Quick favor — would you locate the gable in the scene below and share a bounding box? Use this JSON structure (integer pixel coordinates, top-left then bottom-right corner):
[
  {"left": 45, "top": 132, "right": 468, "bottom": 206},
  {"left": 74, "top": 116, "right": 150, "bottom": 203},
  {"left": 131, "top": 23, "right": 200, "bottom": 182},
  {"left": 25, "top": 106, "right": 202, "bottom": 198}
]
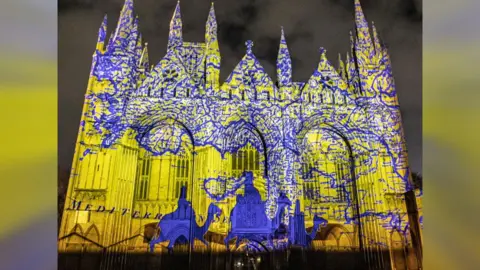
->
[
  {"left": 221, "top": 54, "right": 277, "bottom": 101},
  {"left": 138, "top": 50, "right": 198, "bottom": 98}
]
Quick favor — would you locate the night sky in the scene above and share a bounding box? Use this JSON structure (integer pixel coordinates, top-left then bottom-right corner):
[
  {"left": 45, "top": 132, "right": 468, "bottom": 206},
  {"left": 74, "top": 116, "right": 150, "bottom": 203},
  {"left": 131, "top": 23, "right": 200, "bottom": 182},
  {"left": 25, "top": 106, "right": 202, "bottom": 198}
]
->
[{"left": 58, "top": 0, "right": 422, "bottom": 183}]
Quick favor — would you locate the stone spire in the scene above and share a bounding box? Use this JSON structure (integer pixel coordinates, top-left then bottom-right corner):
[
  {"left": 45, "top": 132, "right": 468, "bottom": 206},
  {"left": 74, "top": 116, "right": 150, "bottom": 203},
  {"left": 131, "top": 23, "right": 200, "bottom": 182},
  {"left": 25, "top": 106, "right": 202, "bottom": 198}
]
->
[
  {"left": 317, "top": 47, "right": 330, "bottom": 70},
  {"left": 96, "top": 14, "right": 108, "bottom": 52},
  {"left": 134, "top": 32, "right": 143, "bottom": 64},
  {"left": 205, "top": 2, "right": 220, "bottom": 94},
  {"left": 127, "top": 16, "right": 139, "bottom": 54},
  {"left": 337, "top": 53, "right": 347, "bottom": 81},
  {"left": 346, "top": 52, "right": 360, "bottom": 96},
  {"left": 168, "top": 1, "right": 183, "bottom": 49},
  {"left": 349, "top": 30, "right": 356, "bottom": 57},
  {"left": 245, "top": 40, "right": 254, "bottom": 55},
  {"left": 353, "top": 0, "right": 374, "bottom": 63},
  {"left": 108, "top": 0, "right": 135, "bottom": 52},
  {"left": 140, "top": 42, "right": 149, "bottom": 70},
  {"left": 371, "top": 21, "right": 382, "bottom": 55},
  {"left": 276, "top": 27, "right": 293, "bottom": 91},
  {"left": 205, "top": 2, "right": 218, "bottom": 46}
]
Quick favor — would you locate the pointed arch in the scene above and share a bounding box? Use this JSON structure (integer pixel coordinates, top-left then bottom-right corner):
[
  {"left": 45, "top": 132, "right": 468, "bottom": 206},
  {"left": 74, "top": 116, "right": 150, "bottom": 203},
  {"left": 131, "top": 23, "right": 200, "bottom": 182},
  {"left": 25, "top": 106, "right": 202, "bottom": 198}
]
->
[
  {"left": 70, "top": 224, "right": 84, "bottom": 235},
  {"left": 223, "top": 120, "right": 268, "bottom": 177},
  {"left": 85, "top": 224, "right": 100, "bottom": 243},
  {"left": 221, "top": 52, "right": 277, "bottom": 101},
  {"left": 139, "top": 53, "right": 199, "bottom": 98}
]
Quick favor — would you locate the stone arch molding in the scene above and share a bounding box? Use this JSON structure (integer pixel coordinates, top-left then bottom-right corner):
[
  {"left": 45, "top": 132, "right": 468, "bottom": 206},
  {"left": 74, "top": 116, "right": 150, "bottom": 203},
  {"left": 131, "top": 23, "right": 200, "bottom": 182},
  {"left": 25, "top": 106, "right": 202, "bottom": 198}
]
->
[
  {"left": 133, "top": 116, "right": 195, "bottom": 156},
  {"left": 125, "top": 100, "right": 280, "bottom": 156},
  {"left": 296, "top": 112, "right": 371, "bottom": 160}
]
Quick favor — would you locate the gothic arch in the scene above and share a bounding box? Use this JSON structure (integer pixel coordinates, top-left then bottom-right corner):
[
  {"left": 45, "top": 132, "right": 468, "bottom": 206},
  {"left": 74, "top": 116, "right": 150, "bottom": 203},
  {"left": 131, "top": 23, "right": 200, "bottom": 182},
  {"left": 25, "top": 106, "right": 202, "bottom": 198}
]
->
[
  {"left": 70, "top": 224, "right": 84, "bottom": 235},
  {"left": 297, "top": 122, "right": 353, "bottom": 154},
  {"left": 299, "top": 125, "right": 358, "bottom": 220},
  {"left": 64, "top": 224, "right": 85, "bottom": 251},
  {"left": 297, "top": 118, "right": 364, "bottom": 232},
  {"left": 85, "top": 224, "right": 100, "bottom": 243},
  {"left": 134, "top": 117, "right": 195, "bottom": 153},
  {"left": 296, "top": 113, "right": 369, "bottom": 158},
  {"left": 132, "top": 115, "right": 196, "bottom": 210},
  {"left": 84, "top": 224, "right": 101, "bottom": 251},
  {"left": 236, "top": 238, "right": 269, "bottom": 253},
  {"left": 130, "top": 105, "right": 197, "bottom": 144},
  {"left": 223, "top": 120, "right": 268, "bottom": 177}
]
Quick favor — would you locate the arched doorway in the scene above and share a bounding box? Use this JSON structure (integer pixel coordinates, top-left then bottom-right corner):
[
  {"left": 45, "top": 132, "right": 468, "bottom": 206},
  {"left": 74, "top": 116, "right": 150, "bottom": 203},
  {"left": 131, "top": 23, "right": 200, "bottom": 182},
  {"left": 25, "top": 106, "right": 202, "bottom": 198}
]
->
[
  {"left": 198, "top": 121, "right": 268, "bottom": 245},
  {"left": 135, "top": 119, "right": 194, "bottom": 203},
  {"left": 134, "top": 119, "right": 196, "bottom": 251},
  {"left": 300, "top": 127, "right": 355, "bottom": 230}
]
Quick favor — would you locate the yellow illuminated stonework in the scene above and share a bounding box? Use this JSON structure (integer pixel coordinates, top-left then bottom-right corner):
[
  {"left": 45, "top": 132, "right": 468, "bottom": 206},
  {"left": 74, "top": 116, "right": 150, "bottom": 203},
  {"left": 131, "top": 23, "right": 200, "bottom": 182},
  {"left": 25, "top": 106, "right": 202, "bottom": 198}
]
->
[{"left": 58, "top": 0, "right": 422, "bottom": 269}]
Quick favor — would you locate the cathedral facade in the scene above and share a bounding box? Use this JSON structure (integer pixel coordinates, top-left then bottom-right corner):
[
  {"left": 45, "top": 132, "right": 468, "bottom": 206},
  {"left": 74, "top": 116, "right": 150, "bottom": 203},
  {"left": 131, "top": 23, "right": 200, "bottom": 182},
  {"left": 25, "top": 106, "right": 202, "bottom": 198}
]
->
[{"left": 58, "top": 0, "right": 422, "bottom": 269}]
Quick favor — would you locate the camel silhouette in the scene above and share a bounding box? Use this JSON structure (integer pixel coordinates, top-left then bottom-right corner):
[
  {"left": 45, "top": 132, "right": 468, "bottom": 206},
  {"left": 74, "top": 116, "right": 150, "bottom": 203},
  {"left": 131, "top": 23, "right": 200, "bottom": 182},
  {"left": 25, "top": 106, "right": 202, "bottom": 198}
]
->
[
  {"left": 149, "top": 186, "right": 222, "bottom": 253},
  {"left": 288, "top": 200, "right": 328, "bottom": 247}
]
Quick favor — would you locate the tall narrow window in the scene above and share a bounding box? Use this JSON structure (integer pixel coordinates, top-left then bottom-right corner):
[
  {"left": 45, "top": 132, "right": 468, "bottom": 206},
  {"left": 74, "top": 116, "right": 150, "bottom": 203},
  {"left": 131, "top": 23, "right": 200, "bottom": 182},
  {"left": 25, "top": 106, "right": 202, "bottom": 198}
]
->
[
  {"left": 231, "top": 146, "right": 261, "bottom": 175},
  {"left": 244, "top": 150, "right": 248, "bottom": 170},
  {"left": 336, "top": 164, "right": 347, "bottom": 202},
  {"left": 232, "top": 153, "right": 237, "bottom": 170},
  {"left": 175, "top": 154, "right": 191, "bottom": 199},
  {"left": 176, "top": 159, "right": 181, "bottom": 177},
  {"left": 136, "top": 157, "right": 151, "bottom": 200},
  {"left": 248, "top": 150, "right": 254, "bottom": 170},
  {"left": 182, "top": 159, "right": 186, "bottom": 178},
  {"left": 238, "top": 151, "right": 244, "bottom": 171}
]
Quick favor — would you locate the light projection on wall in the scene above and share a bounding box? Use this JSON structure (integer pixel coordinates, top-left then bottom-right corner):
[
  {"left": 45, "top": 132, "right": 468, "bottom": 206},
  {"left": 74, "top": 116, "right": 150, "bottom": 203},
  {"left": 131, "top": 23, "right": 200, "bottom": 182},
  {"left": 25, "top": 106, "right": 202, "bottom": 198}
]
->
[{"left": 59, "top": 0, "right": 422, "bottom": 266}]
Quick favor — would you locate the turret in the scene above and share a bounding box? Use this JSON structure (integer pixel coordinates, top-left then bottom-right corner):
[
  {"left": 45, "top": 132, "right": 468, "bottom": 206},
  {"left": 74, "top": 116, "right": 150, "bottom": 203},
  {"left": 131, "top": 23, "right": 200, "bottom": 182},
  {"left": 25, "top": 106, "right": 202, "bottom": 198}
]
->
[
  {"left": 92, "top": 0, "right": 140, "bottom": 92},
  {"left": 350, "top": 2, "right": 409, "bottom": 196},
  {"left": 205, "top": 3, "right": 221, "bottom": 95},
  {"left": 88, "top": 0, "right": 145, "bottom": 147},
  {"left": 350, "top": 0, "right": 398, "bottom": 107}
]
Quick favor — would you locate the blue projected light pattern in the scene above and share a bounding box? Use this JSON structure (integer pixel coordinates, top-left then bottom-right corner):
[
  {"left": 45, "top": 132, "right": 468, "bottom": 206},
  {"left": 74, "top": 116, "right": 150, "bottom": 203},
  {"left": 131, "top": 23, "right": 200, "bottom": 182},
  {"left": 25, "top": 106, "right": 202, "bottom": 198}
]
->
[{"left": 72, "top": 0, "right": 420, "bottom": 253}]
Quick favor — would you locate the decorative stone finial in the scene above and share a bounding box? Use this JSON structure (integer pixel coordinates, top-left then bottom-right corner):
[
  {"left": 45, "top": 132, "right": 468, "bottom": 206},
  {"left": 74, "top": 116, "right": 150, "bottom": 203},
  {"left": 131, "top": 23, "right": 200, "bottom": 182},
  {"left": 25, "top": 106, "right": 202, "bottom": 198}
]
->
[{"left": 246, "top": 40, "right": 254, "bottom": 54}]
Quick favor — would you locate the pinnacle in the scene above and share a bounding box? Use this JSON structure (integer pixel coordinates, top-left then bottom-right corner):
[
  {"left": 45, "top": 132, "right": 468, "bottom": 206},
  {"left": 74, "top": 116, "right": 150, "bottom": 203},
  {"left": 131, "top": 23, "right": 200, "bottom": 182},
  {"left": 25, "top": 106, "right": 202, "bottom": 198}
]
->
[{"left": 246, "top": 40, "right": 254, "bottom": 54}]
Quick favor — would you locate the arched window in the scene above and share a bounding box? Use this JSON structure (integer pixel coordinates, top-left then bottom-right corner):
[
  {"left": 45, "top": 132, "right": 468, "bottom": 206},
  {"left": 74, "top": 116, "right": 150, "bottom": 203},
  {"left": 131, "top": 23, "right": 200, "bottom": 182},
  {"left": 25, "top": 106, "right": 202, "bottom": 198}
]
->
[
  {"left": 301, "top": 128, "right": 353, "bottom": 219},
  {"left": 175, "top": 154, "right": 191, "bottom": 198}
]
